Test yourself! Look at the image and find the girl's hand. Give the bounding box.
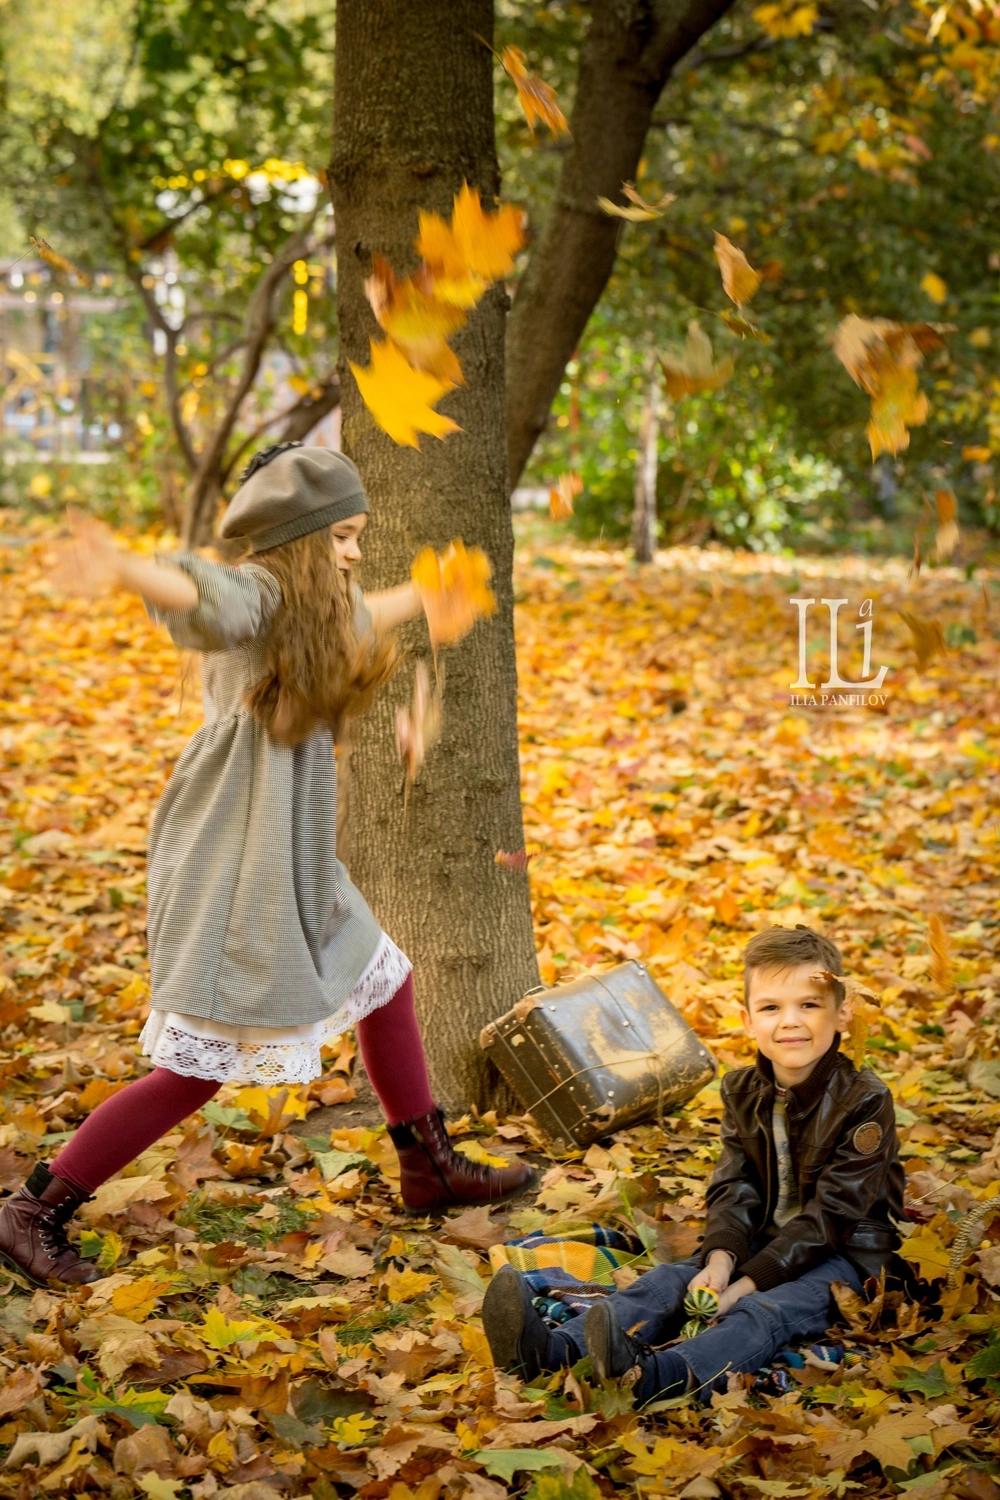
[50,510,125,597]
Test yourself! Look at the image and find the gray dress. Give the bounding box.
[144,554,384,1030]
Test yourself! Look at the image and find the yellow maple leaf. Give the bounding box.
[659,322,735,399]
[501,45,569,137]
[416,182,526,286]
[833,314,947,458]
[110,1275,176,1321]
[350,338,460,448]
[364,255,465,383]
[549,471,582,519]
[713,232,762,307]
[898,1224,952,1281]
[382,1265,437,1301]
[411,539,497,646]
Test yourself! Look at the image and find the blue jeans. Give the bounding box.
[559,1242,864,1399]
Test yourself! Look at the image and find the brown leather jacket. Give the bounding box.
[698,1035,906,1292]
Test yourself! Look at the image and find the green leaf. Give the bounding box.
[966,1334,1000,1380]
[525,1468,603,1500]
[313,1149,370,1180]
[201,1101,256,1131]
[893,1360,953,1398]
[471,1449,569,1482]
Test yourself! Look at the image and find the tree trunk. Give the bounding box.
[506,0,737,489]
[631,365,661,562]
[330,0,539,1111]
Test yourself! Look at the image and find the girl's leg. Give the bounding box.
[51,1067,222,1192]
[354,972,435,1125]
[357,972,534,1210]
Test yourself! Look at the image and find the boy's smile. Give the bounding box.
[742,962,850,1088]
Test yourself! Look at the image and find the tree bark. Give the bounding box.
[506,0,737,489]
[631,364,661,562]
[330,0,539,1110]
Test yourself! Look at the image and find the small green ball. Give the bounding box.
[679,1317,706,1339]
[683,1286,720,1319]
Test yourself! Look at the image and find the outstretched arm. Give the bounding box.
[364,582,422,634]
[52,511,198,612]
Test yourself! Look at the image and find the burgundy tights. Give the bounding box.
[51,972,434,1194]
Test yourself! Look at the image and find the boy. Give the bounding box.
[482,925,905,1403]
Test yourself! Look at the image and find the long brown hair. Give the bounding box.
[245,528,398,747]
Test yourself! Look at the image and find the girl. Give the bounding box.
[0,442,532,1290]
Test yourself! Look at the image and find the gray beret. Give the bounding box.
[219,446,369,554]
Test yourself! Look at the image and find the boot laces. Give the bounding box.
[422,1118,500,1186]
[37,1204,75,1260]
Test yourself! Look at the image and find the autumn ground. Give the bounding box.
[1,509,999,1499]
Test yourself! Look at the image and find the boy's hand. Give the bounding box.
[687,1250,735,1297]
[713,1275,757,1317]
[50,510,124,597]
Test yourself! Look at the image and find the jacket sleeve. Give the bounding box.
[146,555,281,653]
[740,1086,898,1293]
[697,1074,765,1269]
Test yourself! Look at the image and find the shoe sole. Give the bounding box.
[481,1265,527,1373]
[400,1167,537,1218]
[0,1247,50,1290]
[0,1247,99,1291]
[584,1300,615,1382]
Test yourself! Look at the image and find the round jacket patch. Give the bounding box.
[853,1121,883,1154]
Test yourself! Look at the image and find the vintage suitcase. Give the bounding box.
[480,960,716,1151]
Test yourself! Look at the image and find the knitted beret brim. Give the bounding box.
[219,447,369,554]
[247,493,369,554]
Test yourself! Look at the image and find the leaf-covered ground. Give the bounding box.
[1,512,998,1499]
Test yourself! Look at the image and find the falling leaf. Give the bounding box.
[832,315,948,459]
[929,912,953,990]
[720,309,771,342]
[411,539,497,646]
[549,471,582,519]
[364,255,465,383]
[898,608,948,670]
[934,488,960,559]
[597,182,676,221]
[350,338,461,448]
[495,847,536,872]
[921,271,948,304]
[962,444,991,462]
[29,235,89,283]
[501,46,569,137]
[396,659,443,783]
[659,322,735,399]
[714,233,762,307]
[417,183,526,290]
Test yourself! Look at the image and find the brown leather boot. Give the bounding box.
[0,1163,102,1288]
[388,1108,535,1214]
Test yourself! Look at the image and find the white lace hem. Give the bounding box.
[137,932,412,1084]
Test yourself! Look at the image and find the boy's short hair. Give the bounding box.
[743,925,846,1007]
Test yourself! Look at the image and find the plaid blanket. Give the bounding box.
[492,1226,854,1396]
